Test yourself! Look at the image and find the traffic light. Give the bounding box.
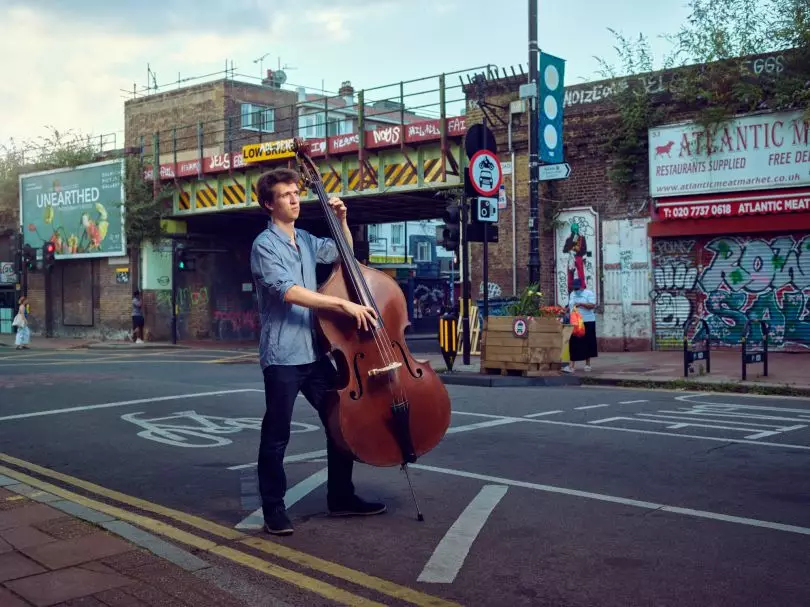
[22,244,37,271]
[175,243,195,272]
[441,203,461,252]
[42,242,56,270]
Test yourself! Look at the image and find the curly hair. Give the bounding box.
[255,168,300,212]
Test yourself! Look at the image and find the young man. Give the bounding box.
[250,167,386,536]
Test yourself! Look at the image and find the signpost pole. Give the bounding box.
[528,0,540,285]
[481,113,489,321]
[461,195,470,366]
[171,240,178,345]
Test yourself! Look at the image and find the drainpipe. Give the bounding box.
[508,112,516,296]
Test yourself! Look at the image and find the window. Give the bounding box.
[415,241,431,262]
[298,111,353,139]
[241,103,275,132]
[391,224,404,246]
[368,224,380,241]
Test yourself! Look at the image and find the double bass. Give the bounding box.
[294,140,452,519]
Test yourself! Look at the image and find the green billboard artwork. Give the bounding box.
[19,158,126,259]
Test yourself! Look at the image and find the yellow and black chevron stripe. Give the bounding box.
[177,189,191,211]
[347,163,378,191]
[195,182,217,209]
[384,162,417,188]
[250,182,259,205]
[438,316,458,354]
[222,179,246,206]
[322,170,341,193]
[424,158,443,182]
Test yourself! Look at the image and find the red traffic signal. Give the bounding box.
[43,241,56,268]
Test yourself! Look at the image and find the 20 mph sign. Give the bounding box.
[469,150,502,197]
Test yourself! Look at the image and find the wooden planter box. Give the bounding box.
[481,316,573,376]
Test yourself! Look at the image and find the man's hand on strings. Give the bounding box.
[328,197,347,223]
[340,301,377,332]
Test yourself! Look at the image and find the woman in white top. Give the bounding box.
[13,296,30,350]
[563,278,597,373]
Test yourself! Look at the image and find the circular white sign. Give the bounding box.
[544,124,559,150]
[469,150,502,197]
[513,318,528,337]
[544,65,560,90]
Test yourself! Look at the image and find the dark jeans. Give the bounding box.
[259,357,355,518]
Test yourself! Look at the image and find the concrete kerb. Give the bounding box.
[580,374,810,397]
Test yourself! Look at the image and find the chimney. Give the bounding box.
[338,80,354,105]
[262,69,274,86]
[297,86,307,102]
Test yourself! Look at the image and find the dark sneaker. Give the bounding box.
[328,495,387,517]
[263,509,294,536]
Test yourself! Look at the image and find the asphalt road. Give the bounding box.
[1,346,809,606]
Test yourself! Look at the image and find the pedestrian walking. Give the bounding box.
[250,167,385,536]
[562,278,598,373]
[12,296,30,350]
[132,290,144,343]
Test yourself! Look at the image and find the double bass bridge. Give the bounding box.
[367,361,402,377]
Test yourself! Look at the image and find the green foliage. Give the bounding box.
[0,127,172,249]
[596,0,810,191]
[504,283,566,317]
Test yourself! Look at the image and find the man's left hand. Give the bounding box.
[328,197,347,222]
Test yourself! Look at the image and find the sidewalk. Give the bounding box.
[0,476,250,607]
[433,349,810,395]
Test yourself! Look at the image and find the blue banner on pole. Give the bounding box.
[538,52,566,164]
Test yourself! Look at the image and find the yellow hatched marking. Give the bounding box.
[195,183,217,208]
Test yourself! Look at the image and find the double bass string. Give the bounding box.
[309,171,408,409]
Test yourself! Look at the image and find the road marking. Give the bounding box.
[0,389,260,422]
[236,467,328,530]
[228,449,327,470]
[656,408,810,423]
[452,411,810,451]
[406,462,810,537]
[418,484,507,584]
[0,454,461,607]
[524,410,563,418]
[619,400,648,404]
[446,419,518,434]
[575,404,609,410]
[0,465,388,606]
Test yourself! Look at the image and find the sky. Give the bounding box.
[0,0,690,153]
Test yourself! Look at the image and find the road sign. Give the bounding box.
[539,162,571,181]
[539,52,566,164]
[497,184,507,210]
[469,150,502,197]
[464,123,497,159]
[476,197,499,223]
[467,222,499,243]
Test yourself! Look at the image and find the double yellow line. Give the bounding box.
[0,453,459,607]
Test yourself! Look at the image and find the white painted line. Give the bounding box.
[619,400,648,404]
[575,404,610,410]
[675,395,810,412]
[451,410,810,452]
[588,417,624,425]
[408,463,810,538]
[227,449,327,471]
[638,413,786,428]
[236,467,328,530]
[447,419,518,434]
[744,431,781,440]
[417,485,508,583]
[0,389,262,422]
[524,410,563,418]
[657,408,810,424]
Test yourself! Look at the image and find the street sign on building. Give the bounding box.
[468,150,502,198]
[539,162,571,181]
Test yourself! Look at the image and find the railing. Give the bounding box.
[134,64,525,180]
[682,317,712,378]
[741,319,769,381]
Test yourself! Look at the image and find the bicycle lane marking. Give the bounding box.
[0,389,264,422]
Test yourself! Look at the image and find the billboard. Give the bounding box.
[19,158,126,259]
[648,110,810,198]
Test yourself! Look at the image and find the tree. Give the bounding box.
[595,0,810,191]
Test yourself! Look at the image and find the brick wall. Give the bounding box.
[223,82,298,153]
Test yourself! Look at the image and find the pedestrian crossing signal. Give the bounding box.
[438,313,458,371]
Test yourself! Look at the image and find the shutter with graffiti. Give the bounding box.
[652,232,810,351]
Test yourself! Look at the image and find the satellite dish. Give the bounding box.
[273,70,287,85]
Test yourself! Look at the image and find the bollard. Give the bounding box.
[438,313,458,372]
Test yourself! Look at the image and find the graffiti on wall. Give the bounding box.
[555,207,599,306]
[652,235,810,349]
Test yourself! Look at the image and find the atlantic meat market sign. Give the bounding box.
[648,110,810,198]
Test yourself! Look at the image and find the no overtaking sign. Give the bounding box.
[469,150,502,197]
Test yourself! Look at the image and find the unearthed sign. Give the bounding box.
[19,158,126,259]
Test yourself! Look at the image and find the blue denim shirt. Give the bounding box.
[251,221,338,368]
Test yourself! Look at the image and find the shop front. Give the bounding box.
[648,110,810,351]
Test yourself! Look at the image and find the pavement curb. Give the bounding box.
[439,372,582,387]
[0,474,210,574]
[580,375,810,397]
[86,342,191,350]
